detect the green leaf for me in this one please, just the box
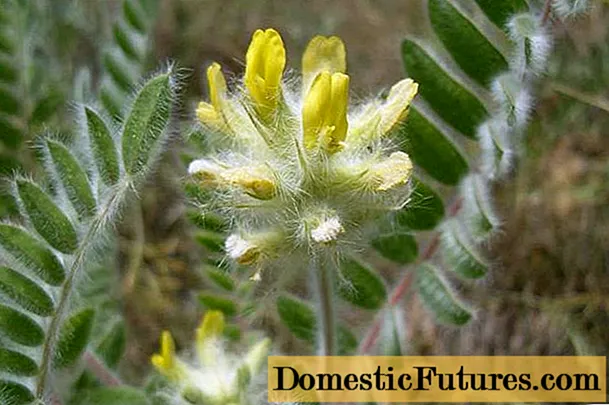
[113,23,141,61]
[402,39,488,138]
[223,323,242,341]
[75,387,150,405]
[124,0,147,33]
[195,230,225,252]
[205,266,235,291]
[0,59,17,83]
[103,52,136,93]
[16,179,78,254]
[53,308,95,369]
[461,174,499,239]
[474,0,528,28]
[441,222,487,279]
[122,73,173,175]
[0,304,44,346]
[0,115,22,149]
[198,293,237,316]
[429,0,508,87]
[0,348,38,376]
[337,326,357,355]
[371,233,418,264]
[0,224,66,285]
[31,88,64,125]
[415,264,472,326]
[276,295,358,352]
[337,257,387,309]
[0,153,23,176]
[100,82,124,119]
[85,107,120,185]
[0,86,19,115]
[276,294,315,342]
[394,178,444,230]
[0,31,14,54]
[47,140,97,218]
[0,380,34,405]
[96,321,126,368]
[0,192,18,217]
[0,266,54,316]
[379,308,404,356]
[399,107,469,185]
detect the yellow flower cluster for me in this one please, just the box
[189,28,419,267]
[151,311,271,404]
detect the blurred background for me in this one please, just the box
[1,0,608,386]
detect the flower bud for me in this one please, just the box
[369,151,413,191]
[244,28,286,121]
[196,62,230,132]
[225,234,261,265]
[302,35,346,93]
[302,71,349,154]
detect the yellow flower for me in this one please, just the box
[369,151,413,191]
[196,310,225,366]
[225,234,261,265]
[196,310,225,342]
[151,330,185,381]
[225,167,277,200]
[302,71,350,153]
[380,78,419,135]
[302,35,346,92]
[244,28,286,120]
[347,78,418,147]
[196,62,230,132]
[189,159,277,200]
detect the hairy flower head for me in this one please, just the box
[151,311,271,405]
[190,28,419,274]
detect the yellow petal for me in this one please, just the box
[151,330,176,374]
[226,167,277,200]
[302,71,332,150]
[244,28,286,120]
[196,101,220,126]
[197,310,225,343]
[324,72,349,153]
[380,78,418,135]
[188,159,224,185]
[302,71,350,153]
[263,30,286,93]
[197,62,230,132]
[208,62,227,110]
[371,151,413,191]
[302,35,346,91]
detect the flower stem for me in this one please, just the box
[312,253,336,356]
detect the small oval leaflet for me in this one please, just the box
[0,266,55,316]
[122,72,173,176]
[53,308,96,369]
[47,139,97,219]
[415,263,472,326]
[0,304,45,346]
[16,179,79,254]
[85,107,120,185]
[0,224,66,285]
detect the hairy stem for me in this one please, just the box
[36,181,130,398]
[312,253,336,356]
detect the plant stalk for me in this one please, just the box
[312,253,336,356]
